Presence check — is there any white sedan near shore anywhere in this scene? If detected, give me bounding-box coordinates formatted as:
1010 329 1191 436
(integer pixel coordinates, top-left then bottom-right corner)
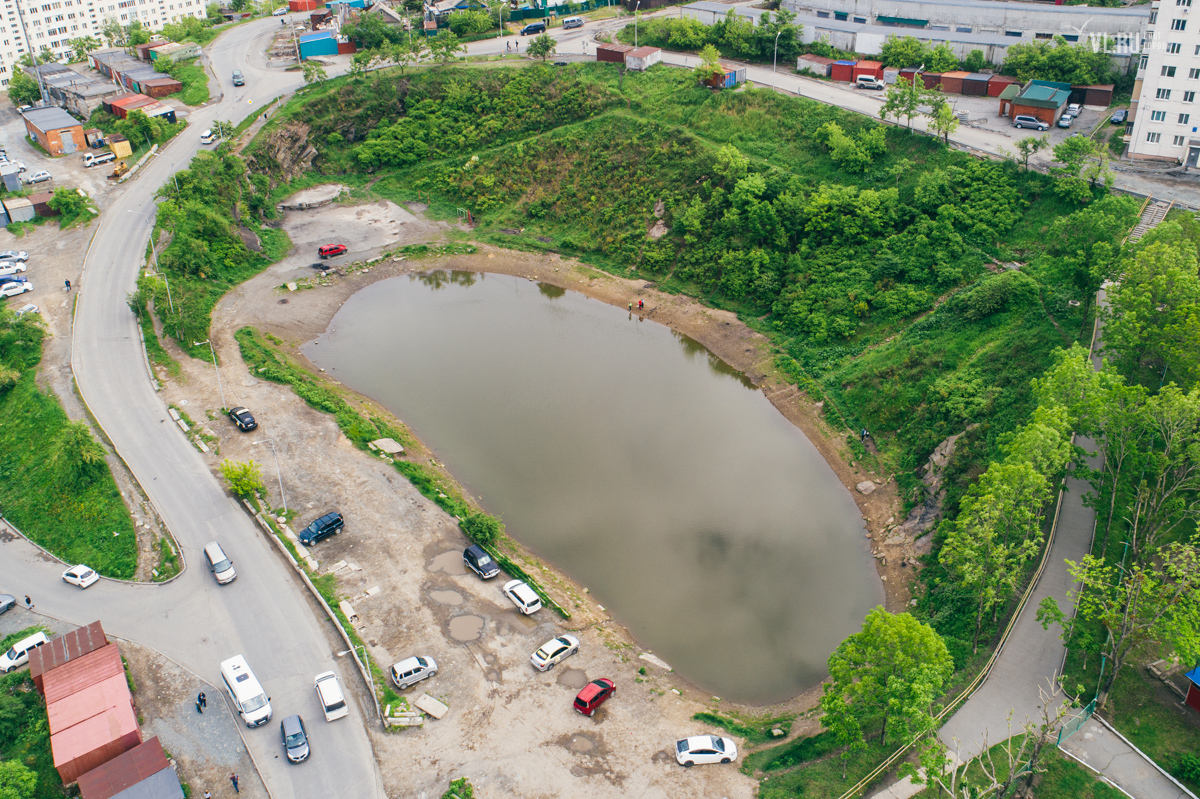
675 735 738 767
530 634 579 671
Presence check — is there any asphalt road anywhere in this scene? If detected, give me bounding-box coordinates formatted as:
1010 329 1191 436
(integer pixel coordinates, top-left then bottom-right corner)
0 19 386 799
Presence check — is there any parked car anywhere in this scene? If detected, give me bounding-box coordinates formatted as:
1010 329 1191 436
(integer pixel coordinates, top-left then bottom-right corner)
0 276 28 285
0 594 15 615
62 564 99 589
855 76 885 90
1012 115 1051 130
21 170 51 185
83 151 116 168
1111 109 1128 124
318 243 347 258
502 579 542 615
0 161 26 173
562 15 583 29
281 715 310 763
675 735 738 767
232 70 245 86
16 104 31 113
200 129 216 145
0 263 26 276
298 511 344 545
521 21 546 35
272 5 287 13
203 541 237 585
390 655 437 690
0 251 29 262
1057 114 1074 129
574 678 616 716
1067 103 1082 116
0 282 33 298
228 406 257 431
14 304 38 317
314 671 348 721
531 634 579 671
220 655 273 727
463 544 500 579
0 631 48 672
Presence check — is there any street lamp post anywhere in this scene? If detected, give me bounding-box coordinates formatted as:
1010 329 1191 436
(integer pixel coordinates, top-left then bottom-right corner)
338 646 384 727
253 438 287 514
193 339 227 410
773 29 782 90
634 0 641 47
128 209 173 314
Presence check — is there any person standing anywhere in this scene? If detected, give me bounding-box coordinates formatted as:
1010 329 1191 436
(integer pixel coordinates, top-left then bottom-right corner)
195 697 203 714
230 774 239 794
23 595 31 609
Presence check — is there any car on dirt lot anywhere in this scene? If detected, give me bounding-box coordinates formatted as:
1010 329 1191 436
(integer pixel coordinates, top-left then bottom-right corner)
318 243 347 258
62 564 99 589
574 678 616 716
1111 109 1128 124
503 579 542 615
228 406 257 431
531 634 579 671
314 671 348 721
390 655 437 690
299 511 344 545
675 735 737 767
0 282 32 298
0 262 26 276
0 251 28 262
281 714 310 763
463 544 500 579
14 304 38 317
21 170 51 185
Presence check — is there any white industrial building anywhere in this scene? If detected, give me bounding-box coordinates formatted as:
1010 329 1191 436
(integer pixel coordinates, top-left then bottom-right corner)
1128 0 1200 165
0 0 208 89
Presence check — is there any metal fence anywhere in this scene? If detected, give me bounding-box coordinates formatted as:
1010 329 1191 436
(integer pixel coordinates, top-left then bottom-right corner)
1057 699 1098 746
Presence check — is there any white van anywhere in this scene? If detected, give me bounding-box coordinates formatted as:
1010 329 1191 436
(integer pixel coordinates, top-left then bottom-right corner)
389 655 437 690
855 75 885 90
82 151 116 168
562 16 583 29
314 671 349 721
0 631 48 673
220 655 272 727
200 129 216 145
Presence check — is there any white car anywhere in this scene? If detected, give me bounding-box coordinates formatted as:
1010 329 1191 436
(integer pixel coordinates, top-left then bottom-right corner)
0 160 27 174
314 671 348 721
0 251 29 262
272 5 287 14
389 655 437 690
15 304 38 317
530 634 579 671
21 170 51 185
675 735 738 767
0 262 26 276
502 579 542 615
0 282 33 298
200 129 216 145
62 564 100 589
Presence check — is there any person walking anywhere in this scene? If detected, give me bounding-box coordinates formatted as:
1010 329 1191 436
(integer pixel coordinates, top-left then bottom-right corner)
197 691 206 710
204 792 211 799
195 697 203 714
23 595 32 609
638 299 644 310
628 302 633 312
64 279 71 291
230 774 239 794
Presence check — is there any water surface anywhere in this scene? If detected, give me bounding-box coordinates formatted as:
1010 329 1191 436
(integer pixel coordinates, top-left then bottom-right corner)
304 271 882 703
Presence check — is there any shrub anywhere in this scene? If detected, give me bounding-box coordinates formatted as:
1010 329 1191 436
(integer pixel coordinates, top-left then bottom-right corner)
461 511 502 545
220 459 265 499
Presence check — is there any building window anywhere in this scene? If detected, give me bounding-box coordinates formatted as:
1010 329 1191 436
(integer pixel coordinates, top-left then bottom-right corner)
1141 54 1149 69
1152 110 1167 120
1036 32 1053 39
1181 113 1192 124
1174 135 1186 145
1151 10 1158 23
1192 68 1200 79
1158 88 1173 99
1163 65 1178 77
834 11 847 20
1179 0 1192 5
1187 91 1197 102
1169 42 1182 53
1005 30 1022 37
1172 18 1187 30
956 26 971 33
815 10 827 17
853 16 865 23
1147 132 1162 142
1062 34 1079 42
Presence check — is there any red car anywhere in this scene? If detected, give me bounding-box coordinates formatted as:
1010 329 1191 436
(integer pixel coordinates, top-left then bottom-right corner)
318 244 347 258
574 678 616 716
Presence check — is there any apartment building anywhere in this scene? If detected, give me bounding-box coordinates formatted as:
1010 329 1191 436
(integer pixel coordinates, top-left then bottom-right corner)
0 0 208 88
1129 0 1200 165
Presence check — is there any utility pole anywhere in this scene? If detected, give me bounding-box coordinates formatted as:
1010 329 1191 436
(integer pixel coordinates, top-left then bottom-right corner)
13 0 47 104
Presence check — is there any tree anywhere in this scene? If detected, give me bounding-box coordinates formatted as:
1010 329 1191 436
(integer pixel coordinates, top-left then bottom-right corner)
210 119 235 139
879 77 925 129
47 187 93 226
127 20 151 46
428 29 466 63
878 35 928 68
694 43 724 84
1046 194 1139 325
526 32 556 62
926 42 958 72
961 49 988 72
1039 543 1200 706
386 37 428 73
1014 134 1048 170
7 71 40 107
100 18 127 47
0 759 37 799
821 607 953 757
447 8 491 36
1002 35 1114 85
230 0 249 11
461 511 503 544
220 459 266 499
348 49 374 78
928 97 959 144
342 12 403 49
1052 134 1107 203
302 60 327 85
50 421 108 487
68 36 101 63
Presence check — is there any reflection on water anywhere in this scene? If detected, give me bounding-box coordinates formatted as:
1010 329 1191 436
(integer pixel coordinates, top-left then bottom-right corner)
675 331 757 390
537 282 566 299
303 272 882 703
416 270 480 291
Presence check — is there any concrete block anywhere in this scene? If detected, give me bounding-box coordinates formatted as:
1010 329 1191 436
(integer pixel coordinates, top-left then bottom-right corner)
168 408 180 421
414 694 448 719
177 419 190 433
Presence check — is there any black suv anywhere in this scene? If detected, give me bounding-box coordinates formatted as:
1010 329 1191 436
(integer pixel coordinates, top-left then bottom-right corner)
299 512 343 545
463 544 500 579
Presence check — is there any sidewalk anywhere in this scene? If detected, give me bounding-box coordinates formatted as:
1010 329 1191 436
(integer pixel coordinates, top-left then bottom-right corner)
1061 717 1197 799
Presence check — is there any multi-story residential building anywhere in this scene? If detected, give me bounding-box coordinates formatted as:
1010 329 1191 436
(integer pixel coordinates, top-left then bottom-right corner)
1129 0 1200 165
0 0 208 89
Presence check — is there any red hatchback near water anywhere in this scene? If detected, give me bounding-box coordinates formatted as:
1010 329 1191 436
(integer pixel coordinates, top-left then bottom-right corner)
318 243 347 258
574 678 616 716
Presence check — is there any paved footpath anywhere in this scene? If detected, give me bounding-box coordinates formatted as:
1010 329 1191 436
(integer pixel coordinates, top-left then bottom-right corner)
1061 717 1196 799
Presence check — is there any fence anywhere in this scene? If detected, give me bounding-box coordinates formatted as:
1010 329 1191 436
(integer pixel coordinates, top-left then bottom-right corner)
1057 699 1097 746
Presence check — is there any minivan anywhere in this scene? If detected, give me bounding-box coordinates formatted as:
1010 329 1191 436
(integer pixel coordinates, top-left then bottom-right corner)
83 151 115 168
203 541 237 585
855 75 885 90
220 655 272 727
314 671 348 721
1013 114 1049 131
390 655 437 690
200 129 216 145
0 632 48 673
521 21 546 35
562 16 583 29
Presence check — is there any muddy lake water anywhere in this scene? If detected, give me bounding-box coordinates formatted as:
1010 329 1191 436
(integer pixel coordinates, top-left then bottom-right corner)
303 271 883 704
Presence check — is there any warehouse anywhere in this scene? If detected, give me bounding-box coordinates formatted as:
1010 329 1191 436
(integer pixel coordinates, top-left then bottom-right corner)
23 107 86 156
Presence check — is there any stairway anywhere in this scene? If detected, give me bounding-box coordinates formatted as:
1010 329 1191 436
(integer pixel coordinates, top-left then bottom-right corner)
1128 199 1173 243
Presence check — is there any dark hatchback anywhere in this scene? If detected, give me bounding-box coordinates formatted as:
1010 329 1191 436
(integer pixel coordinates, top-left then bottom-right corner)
299 512 344 545
463 544 500 579
228 406 257 431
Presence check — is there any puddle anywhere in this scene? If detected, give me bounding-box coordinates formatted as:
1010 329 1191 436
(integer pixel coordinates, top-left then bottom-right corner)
448 615 484 642
556 668 589 690
427 550 467 575
565 732 597 754
429 589 464 606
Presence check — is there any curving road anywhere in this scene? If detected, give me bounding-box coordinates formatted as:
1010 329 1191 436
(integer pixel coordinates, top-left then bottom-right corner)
0 19 384 799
